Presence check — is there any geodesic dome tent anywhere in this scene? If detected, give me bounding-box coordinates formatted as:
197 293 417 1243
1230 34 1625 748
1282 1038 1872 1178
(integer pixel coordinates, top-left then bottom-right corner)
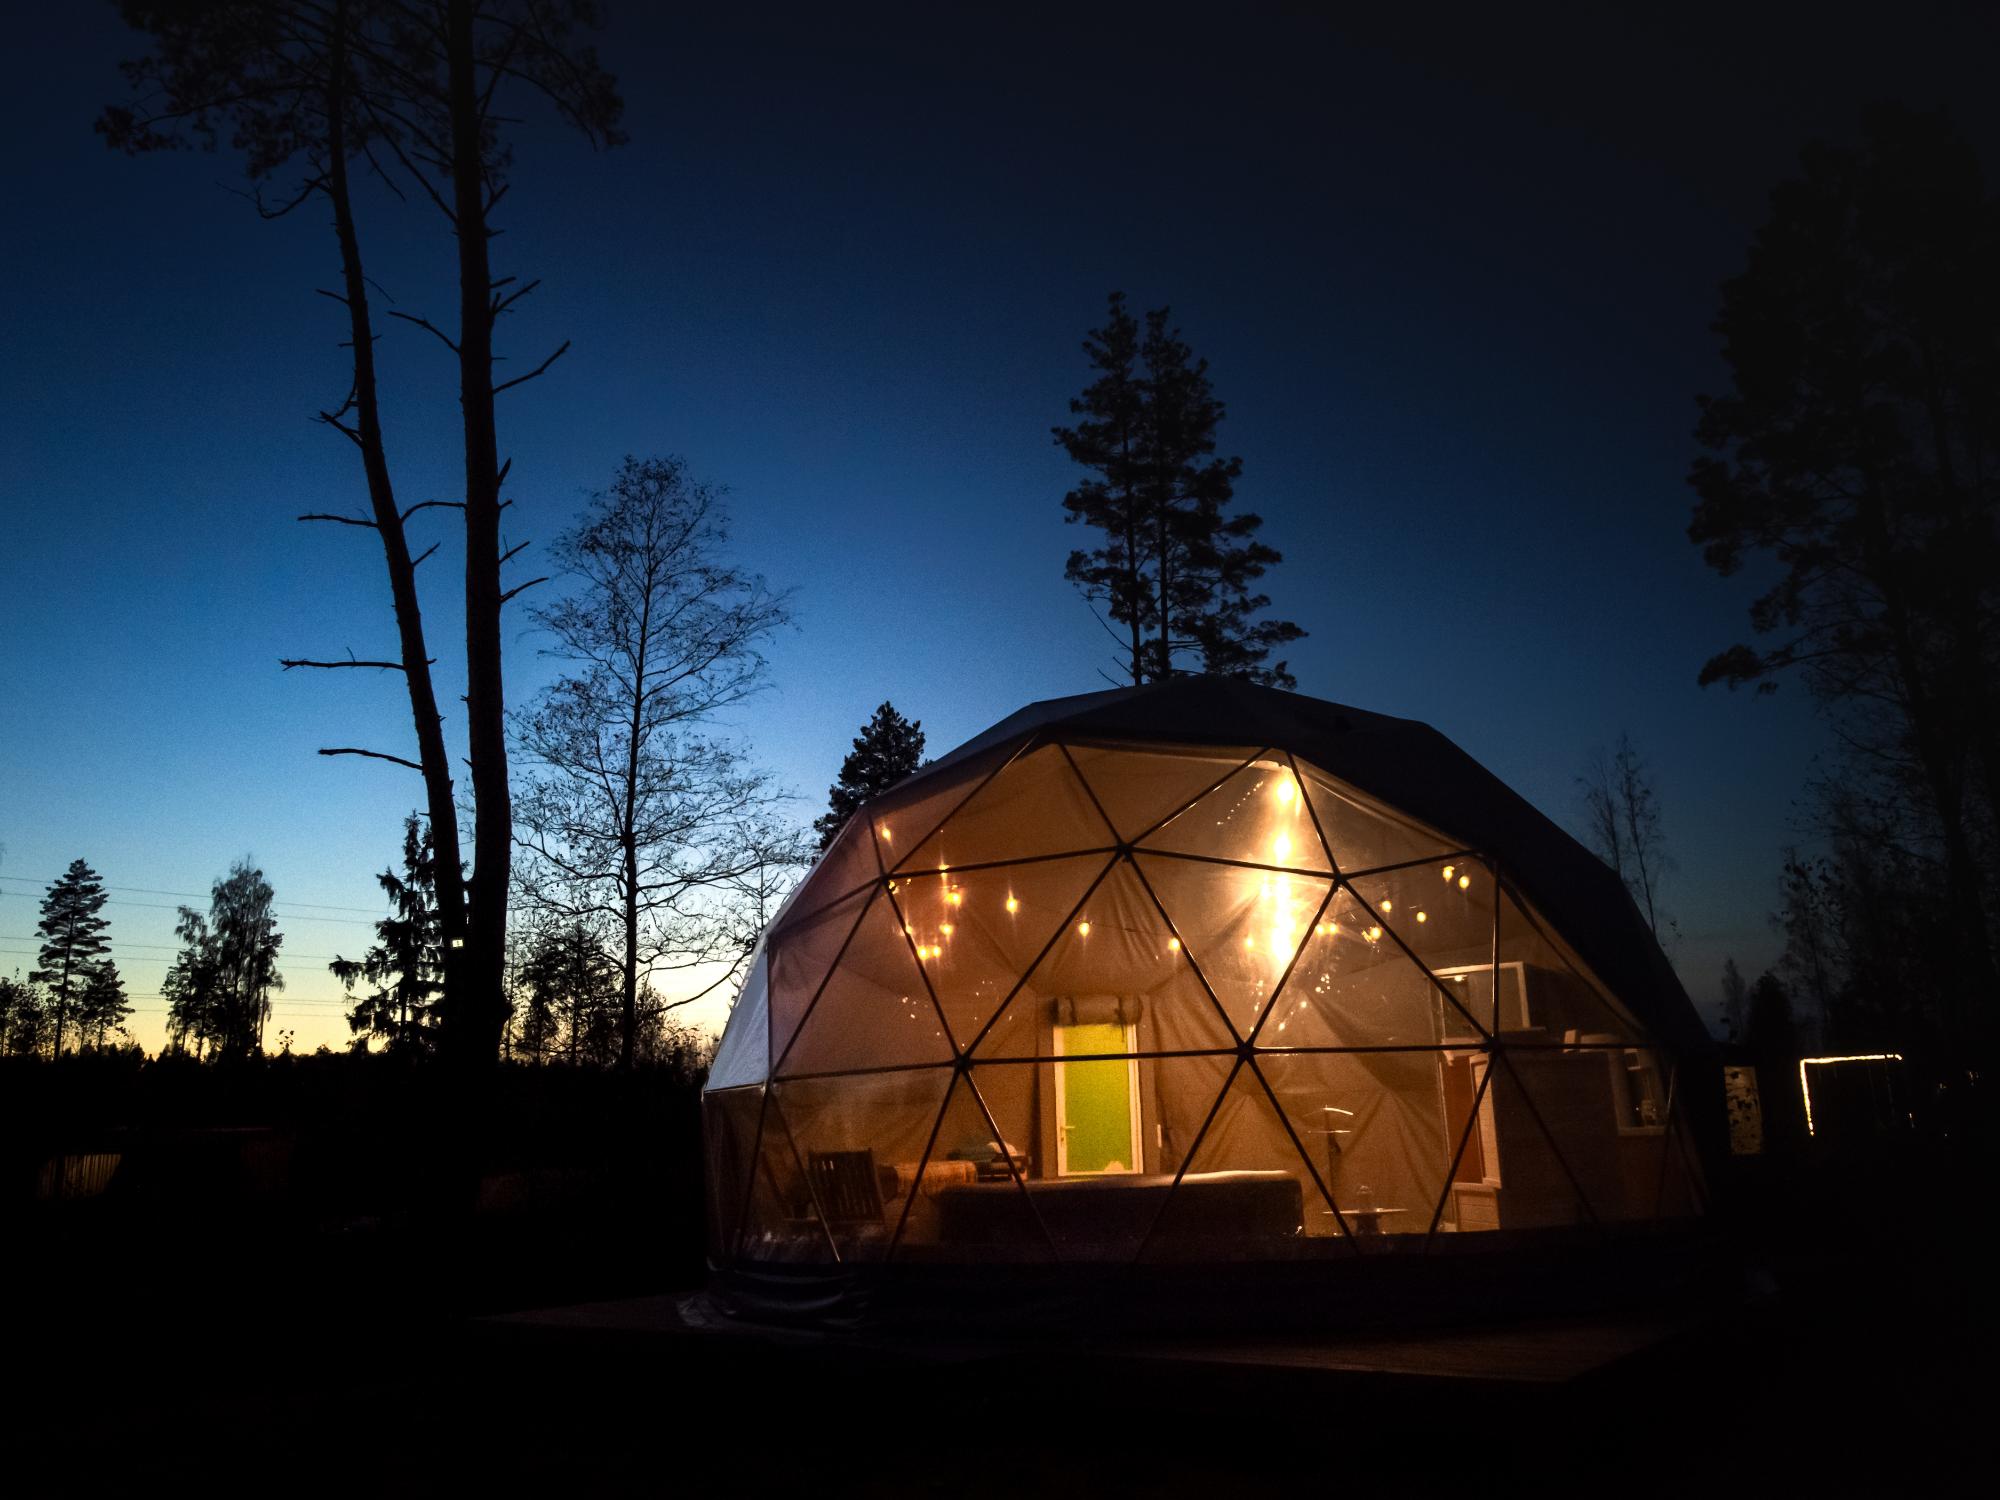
704 678 1709 1299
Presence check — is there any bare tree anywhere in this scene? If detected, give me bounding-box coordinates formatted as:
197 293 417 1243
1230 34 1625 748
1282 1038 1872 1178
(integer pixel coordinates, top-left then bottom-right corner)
1576 732 1673 939
101 1 624 1071
514 456 805 1070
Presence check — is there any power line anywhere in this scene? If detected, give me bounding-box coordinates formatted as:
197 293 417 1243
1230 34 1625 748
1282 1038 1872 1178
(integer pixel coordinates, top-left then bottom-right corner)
0 874 380 914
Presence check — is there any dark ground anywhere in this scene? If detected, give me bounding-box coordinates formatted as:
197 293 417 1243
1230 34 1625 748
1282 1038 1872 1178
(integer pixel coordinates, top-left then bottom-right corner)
3 1059 1991 1496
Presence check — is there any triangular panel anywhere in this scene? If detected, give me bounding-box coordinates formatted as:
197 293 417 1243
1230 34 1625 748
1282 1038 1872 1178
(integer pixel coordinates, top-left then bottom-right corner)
1137 853 1331 1040
804 809 885 912
766 885 875 1067
1495 881 1652 1047
1037 1051 1235 1264
1296 762 1458 877
896 743 1114 874
1141 757 1331 872
771 1066 955 1264
885 855 1111 1055
736 1092 834 1263
1063 741 1261 844
893 1072 1055 1261
1344 857 1498 1038
777 892 953 1077
1139 1062 1323 1262
1254 883 1457 1048
867 750 1004 871
973 856 1237 1059
1255 1049 1447 1241
1476 1044 1606 1230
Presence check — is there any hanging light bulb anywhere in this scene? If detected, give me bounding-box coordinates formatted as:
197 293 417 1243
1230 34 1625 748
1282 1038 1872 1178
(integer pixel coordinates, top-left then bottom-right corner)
1442 864 1455 881
947 891 963 907
1415 911 1428 924
940 922 955 936
1168 936 1181 952
1077 921 1092 937
880 826 892 843
1366 925 1383 942
1459 874 1472 891
1381 899 1393 913
1005 895 1019 915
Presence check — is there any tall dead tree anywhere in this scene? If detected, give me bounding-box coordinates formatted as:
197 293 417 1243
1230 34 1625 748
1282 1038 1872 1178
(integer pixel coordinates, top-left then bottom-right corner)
102 1 624 1069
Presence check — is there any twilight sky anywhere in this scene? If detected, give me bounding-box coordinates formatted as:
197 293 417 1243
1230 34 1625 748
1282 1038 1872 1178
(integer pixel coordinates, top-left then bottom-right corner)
4 3 1997 1051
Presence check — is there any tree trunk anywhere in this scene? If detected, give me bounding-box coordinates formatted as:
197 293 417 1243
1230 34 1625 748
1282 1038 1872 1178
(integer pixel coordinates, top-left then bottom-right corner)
447 0 511 1071
323 13 469 1025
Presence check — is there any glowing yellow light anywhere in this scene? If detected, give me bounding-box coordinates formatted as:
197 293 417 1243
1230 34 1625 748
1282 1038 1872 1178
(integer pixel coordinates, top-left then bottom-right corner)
1366 925 1382 942
1005 895 1019 914
948 891 963 907
880 827 892 841
1274 833 1293 861
1244 934 1257 949
1799 1053 1904 1136
940 923 955 936
905 924 916 938
1458 874 1471 890
1381 899 1393 912
1077 921 1091 937
1415 911 1428 924
1442 865 1455 881
1168 936 1180 952
1276 779 1295 804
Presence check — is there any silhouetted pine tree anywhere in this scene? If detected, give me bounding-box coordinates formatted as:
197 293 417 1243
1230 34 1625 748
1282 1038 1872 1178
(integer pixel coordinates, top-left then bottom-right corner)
1057 293 1303 687
815 703 927 850
31 860 111 1057
332 815 443 1056
75 960 130 1049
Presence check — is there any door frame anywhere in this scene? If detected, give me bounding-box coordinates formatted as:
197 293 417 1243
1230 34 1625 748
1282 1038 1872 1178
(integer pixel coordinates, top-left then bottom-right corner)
1051 1021 1143 1176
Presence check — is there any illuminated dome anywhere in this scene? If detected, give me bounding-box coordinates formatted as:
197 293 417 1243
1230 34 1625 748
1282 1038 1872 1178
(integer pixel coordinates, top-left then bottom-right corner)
703 678 1709 1308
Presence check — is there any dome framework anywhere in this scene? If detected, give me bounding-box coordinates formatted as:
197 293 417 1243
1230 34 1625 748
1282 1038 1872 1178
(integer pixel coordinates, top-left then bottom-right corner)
705 683 1708 1276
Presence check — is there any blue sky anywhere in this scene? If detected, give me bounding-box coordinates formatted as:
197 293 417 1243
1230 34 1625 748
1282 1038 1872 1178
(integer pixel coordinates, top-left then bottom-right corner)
5 3 1995 1049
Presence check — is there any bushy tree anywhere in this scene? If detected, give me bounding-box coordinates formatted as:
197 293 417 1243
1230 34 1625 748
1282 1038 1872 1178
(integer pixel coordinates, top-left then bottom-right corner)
31 860 112 1057
75 960 131 1050
164 861 286 1058
332 815 443 1055
1690 104 2000 1047
815 702 926 851
1057 292 1304 687
0 975 48 1058
516 920 619 1067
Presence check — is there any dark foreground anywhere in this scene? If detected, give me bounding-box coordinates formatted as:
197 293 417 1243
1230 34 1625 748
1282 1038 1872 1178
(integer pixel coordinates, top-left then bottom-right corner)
9 1211 1988 1496
3 1057 1990 1496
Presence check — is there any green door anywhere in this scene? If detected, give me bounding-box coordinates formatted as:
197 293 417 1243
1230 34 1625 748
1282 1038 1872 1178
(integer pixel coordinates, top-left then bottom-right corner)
1056 1022 1139 1175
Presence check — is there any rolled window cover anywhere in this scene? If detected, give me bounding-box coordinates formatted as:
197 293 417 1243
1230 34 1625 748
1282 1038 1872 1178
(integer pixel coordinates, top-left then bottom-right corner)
1051 993 1143 1029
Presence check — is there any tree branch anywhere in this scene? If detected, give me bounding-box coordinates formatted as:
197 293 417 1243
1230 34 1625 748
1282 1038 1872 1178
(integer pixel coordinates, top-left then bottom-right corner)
493 339 570 394
319 747 423 771
387 309 461 354
297 512 378 529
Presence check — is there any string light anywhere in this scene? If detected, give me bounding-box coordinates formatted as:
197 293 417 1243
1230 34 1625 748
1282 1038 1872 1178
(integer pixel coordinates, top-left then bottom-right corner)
1168 936 1180 952
1442 865 1455 881
1381 899 1393 912
1077 921 1091 937
1459 874 1472 891
940 923 955 936
880 827 892 842
1415 911 1428 924
1005 895 1019 915
1366 925 1382 942
948 891 963 907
